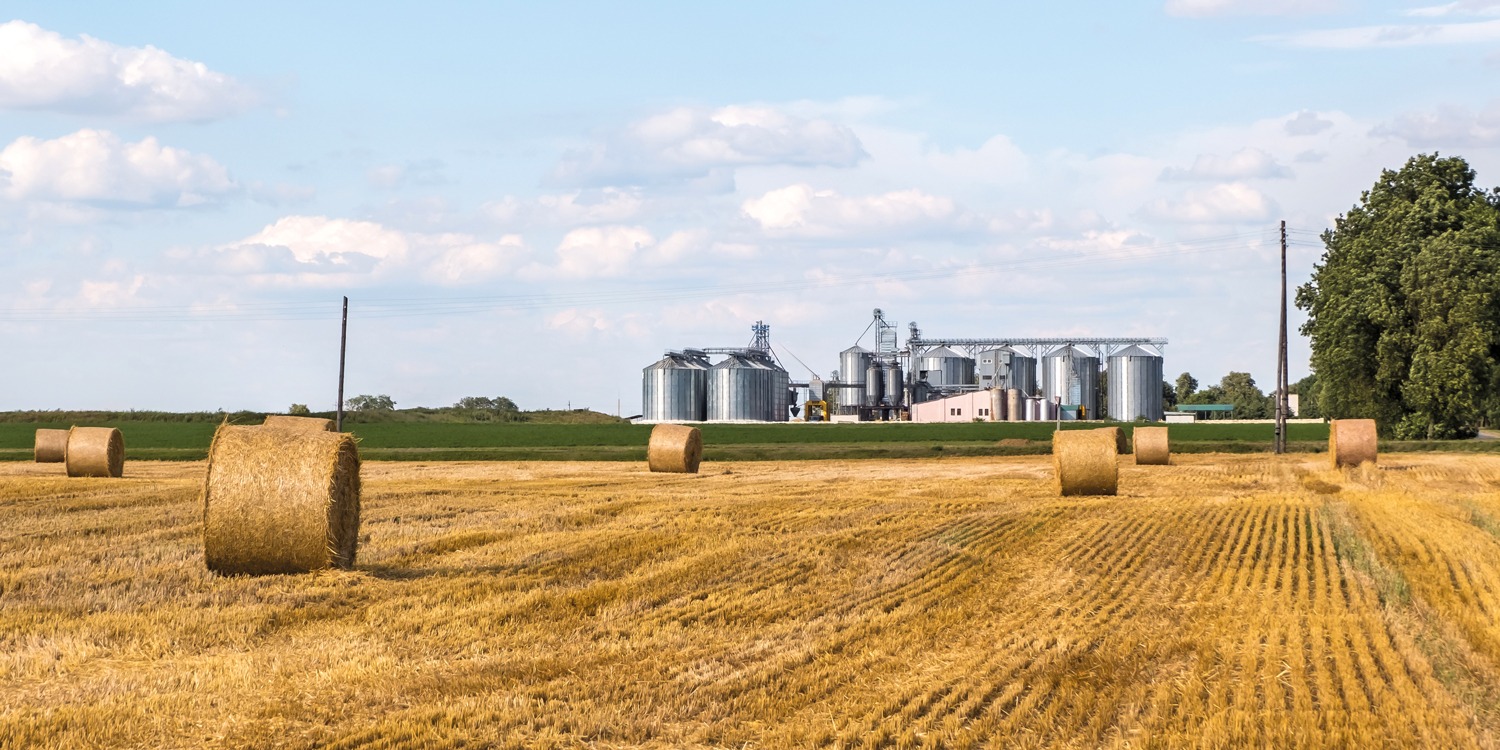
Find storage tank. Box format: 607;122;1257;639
1107;345;1164;421
1042;346;1099;420
839;345;871;413
886;362;904;406
708;354;772;421
1007;388;1022;422
916;346;975;388
865;361;884;407
642;353;708;421
978;346;1037;395
767;357;791;422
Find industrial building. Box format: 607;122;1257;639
641;310;1167;423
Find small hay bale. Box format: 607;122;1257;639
34;428;69;463
262;415;335;432
65;427;124;478
1053;429;1118;496
1330;418;1377;469
202;424;361;575
1134;426;1170;465
648;424;702;473
1095;426;1128;455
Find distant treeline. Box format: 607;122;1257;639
0;408;628;425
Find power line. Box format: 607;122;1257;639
0;228;1299;324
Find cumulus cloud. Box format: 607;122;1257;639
1139;183;1278;224
1373;102;1500;147
0;20;256;121
1161;148;1291;181
549;105;866;188
1256;18;1500;48
216;216;529;285
552;226;655;278
0;129;236;207
1165;0;1339;17
1284;111;1335;136
741;184;983;239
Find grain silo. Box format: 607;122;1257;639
916;347;975;388
1042;345;1099;420
1106;345;1164;421
642;352;709;421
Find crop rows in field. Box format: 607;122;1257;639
6;455;1500;747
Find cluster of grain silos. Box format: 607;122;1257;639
911;341;1165;423
643;349;792;423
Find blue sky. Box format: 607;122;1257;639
3;1;1499;413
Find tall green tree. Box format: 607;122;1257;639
1296;154;1500;438
1175;372;1198;402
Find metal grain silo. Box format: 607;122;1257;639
766;356;791;422
642;353;708;421
916;346;975;388
1107;345;1164;421
1002;349;1039;396
886;362;904;406
839;345;871;414
1042;345;1099;420
865;361;884;407
709;354;772;421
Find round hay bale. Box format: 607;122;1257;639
1134;426;1170;465
648;424;702;473
202;424;361;575
1094;426;1128;455
1053;429;1118;496
34;428;70;463
262;415;335;432
65;427;124;478
1330;418;1378;469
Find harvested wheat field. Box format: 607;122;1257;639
4;454;1500;748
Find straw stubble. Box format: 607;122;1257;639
202;424;361;575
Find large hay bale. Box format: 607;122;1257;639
648;424;702;473
262;415;335;432
1095;426;1128;455
202;424;361;575
1330;418;1378;468
1053;429;1118;496
1134;426;1170;465
65;427;124;478
34;428;69;463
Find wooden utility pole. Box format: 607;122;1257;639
336;296;348;432
1276;221;1288;454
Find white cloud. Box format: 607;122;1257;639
1406;1;1500;17
551;226;655;278
366;159;448;189
0;20;256;121
742;184;982;239
485;188;645;226
1161;148;1292;181
549;105;866;188
1256;18;1500;48
216;216;529;286
1373;102;1500;147
0;129;236;207
1139;183;1278;224
1165;0;1340;17
1284;111;1335;136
